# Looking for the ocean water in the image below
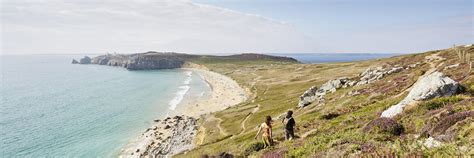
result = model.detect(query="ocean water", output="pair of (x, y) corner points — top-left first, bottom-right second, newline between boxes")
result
(0, 55), (210, 157)
(274, 53), (399, 63)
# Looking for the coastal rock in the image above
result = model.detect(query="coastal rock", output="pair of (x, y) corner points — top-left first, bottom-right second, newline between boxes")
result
(381, 72), (459, 118)
(121, 115), (198, 157)
(79, 56), (92, 64)
(89, 53), (185, 70)
(76, 52), (298, 70)
(71, 59), (79, 64)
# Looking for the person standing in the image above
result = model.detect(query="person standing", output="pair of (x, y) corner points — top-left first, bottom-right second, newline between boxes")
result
(282, 110), (296, 140)
(255, 116), (273, 148)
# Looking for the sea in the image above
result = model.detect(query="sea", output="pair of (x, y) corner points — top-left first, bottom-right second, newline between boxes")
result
(0, 55), (210, 157)
(274, 53), (399, 63)
(0, 53), (399, 157)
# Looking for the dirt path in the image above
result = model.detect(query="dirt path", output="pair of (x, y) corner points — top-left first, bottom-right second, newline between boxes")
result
(205, 115), (228, 136)
(239, 104), (260, 135)
(301, 128), (318, 138)
(196, 125), (207, 145)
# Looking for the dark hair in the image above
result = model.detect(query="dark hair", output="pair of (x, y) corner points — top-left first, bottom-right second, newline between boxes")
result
(287, 110), (293, 117)
(265, 116), (272, 126)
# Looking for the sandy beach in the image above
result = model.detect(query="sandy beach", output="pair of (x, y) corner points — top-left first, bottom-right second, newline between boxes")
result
(119, 67), (248, 157)
(177, 68), (248, 117)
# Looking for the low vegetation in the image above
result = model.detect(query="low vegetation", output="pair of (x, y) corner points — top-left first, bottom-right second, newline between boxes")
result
(175, 45), (473, 157)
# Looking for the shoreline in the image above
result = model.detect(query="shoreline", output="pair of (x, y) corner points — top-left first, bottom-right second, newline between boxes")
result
(176, 68), (248, 117)
(119, 67), (248, 157)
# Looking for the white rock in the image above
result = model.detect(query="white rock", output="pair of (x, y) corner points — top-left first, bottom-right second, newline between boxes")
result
(387, 67), (403, 74)
(381, 72), (458, 118)
(444, 63), (460, 70)
(424, 137), (442, 148)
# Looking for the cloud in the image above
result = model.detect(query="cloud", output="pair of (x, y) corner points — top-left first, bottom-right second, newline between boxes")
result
(1, 0), (316, 54)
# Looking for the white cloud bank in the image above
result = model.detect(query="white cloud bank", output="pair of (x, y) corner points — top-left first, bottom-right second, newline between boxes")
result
(1, 0), (316, 54)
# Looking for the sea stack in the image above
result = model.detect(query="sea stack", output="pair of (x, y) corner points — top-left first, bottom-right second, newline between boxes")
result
(79, 56), (92, 64)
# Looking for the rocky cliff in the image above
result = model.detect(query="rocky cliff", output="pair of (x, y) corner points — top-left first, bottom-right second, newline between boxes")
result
(73, 52), (298, 70)
(73, 53), (185, 70)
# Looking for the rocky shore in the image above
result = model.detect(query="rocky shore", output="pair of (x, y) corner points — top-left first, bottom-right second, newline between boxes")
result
(119, 115), (197, 157)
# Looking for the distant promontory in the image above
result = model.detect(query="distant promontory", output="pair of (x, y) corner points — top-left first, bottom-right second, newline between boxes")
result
(72, 52), (299, 70)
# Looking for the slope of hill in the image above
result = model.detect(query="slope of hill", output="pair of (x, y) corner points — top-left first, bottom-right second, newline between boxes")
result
(175, 45), (473, 157)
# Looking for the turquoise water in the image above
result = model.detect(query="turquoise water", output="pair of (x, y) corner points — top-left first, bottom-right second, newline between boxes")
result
(0, 55), (210, 157)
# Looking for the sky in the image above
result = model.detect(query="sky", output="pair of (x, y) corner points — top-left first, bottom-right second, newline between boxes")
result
(1, 0), (473, 54)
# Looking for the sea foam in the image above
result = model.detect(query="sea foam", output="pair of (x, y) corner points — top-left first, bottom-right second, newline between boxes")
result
(168, 86), (190, 110)
(168, 71), (193, 110)
(183, 71), (192, 84)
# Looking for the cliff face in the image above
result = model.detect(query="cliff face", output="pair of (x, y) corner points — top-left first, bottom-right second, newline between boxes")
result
(75, 53), (185, 70)
(73, 52), (298, 70)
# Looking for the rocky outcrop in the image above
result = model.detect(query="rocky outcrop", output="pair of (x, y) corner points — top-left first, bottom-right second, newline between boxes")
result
(71, 59), (79, 64)
(79, 56), (92, 64)
(298, 77), (352, 108)
(120, 115), (197, 157)
(298, 86), (319, 108)
(73, 52), (298, 70)
(320, 77), (350, 93)
(381, 72), (459, 118)
(356, 66), (403, 86)
(88, 53), (185, 70)
(297, 65), (406, 108)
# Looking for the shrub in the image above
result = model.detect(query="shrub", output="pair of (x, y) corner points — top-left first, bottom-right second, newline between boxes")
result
(363, 118), (405, 136)
(422, 96), (464, 110)
(421, 111), (474, 141)
(320, 112), (340, 120)
(243, 142), (265, 156)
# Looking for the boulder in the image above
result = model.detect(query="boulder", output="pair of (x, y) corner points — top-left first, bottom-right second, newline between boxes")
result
(297, 86), (318, 108)
(319, 77), (349, 93)
(297, 77), (350, 108)
(71, 59), (79, 64)
(387, 67), (403, 74)
(356, 66), (403, 86)
(381, 72), (459, 118)
(357, 67), (385, 85)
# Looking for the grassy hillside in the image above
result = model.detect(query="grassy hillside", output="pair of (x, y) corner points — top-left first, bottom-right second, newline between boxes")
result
(175, 45), (473, 157)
